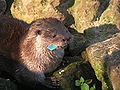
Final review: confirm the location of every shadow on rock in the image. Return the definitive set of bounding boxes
[104,50,120,90]
[92,0,110,21]
[84,24,120,46]
[56,0,75,26]
[0,0,14,16]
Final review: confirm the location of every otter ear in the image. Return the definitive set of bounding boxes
[35,30,42,35]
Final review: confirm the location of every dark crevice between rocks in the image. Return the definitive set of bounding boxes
[103,55,113,89]
[104,50,120,89]
[118,3,120,13]
[0,0,14,16]
[56,0,75,26]
[92,0,110,21]
[66,24,120,54]
[0,0,6,15]
[4,0,14,15]
[65,27,88,57]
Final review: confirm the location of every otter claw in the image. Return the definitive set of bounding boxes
[45,77,60,88]
[51,77,60,86]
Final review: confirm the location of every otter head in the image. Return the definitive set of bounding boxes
[28,18,73,57]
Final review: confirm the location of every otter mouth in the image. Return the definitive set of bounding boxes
[47,44,68,51]
[54,45,67,58]
[47,44,68,58]
[57,44,67,50]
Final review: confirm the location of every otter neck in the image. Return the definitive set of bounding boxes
[20,36,63,73]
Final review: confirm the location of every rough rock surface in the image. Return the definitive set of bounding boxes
[82,33,120,89]
[71,0,120,33]
[11,0,64,23]
[52,61,101,90]
[68,33,87,56]
[69,0,100,33]
[84,24,119,45]
[11,0,120,32]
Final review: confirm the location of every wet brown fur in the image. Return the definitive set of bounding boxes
[0,16,72,88]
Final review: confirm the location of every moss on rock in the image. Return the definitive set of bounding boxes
[11,0,64,23]
[100,0,120,25]
[69,0,100,33]
[52,61,101,90]
[82,33,120,89]
[82,50,111,89]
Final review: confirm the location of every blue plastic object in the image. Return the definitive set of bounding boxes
[47,44,58,51]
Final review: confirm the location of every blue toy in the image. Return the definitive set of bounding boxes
[47,44,58,51]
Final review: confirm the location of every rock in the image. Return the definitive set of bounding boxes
[11,0,62,23]
[4,0,14,15]
[69,0,100,33]
[69,0,120,33]
[82,33,120,89]
[106,50,120,90]
[55,0,75,26]
[11,0,75,25]
[0,77,17,90]
[68,33,87,56]
[99,0,120,25]
[11,0,119,32]
[52,61,101,90]
[84,24,119,45]
[0,0,6,15]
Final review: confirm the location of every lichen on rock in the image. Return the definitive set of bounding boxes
[99,0,120,25]
[11,0,64,23]
[68,0,120,33]
[69,0,100,33]
[52,61,101,90]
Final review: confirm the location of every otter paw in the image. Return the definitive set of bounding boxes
[50,76,60,86]
[45,77,60,88]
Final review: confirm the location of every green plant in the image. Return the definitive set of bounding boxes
[75,77,96,90]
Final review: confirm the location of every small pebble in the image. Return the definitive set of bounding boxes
[59,70,64,74]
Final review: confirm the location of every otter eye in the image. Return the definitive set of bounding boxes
[36,30,41,35]
[52,34,56,38]
[66,30,68,33]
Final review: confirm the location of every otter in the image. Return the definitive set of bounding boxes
[0,16,73,88]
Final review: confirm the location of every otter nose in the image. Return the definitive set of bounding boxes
[67,35,74,41]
